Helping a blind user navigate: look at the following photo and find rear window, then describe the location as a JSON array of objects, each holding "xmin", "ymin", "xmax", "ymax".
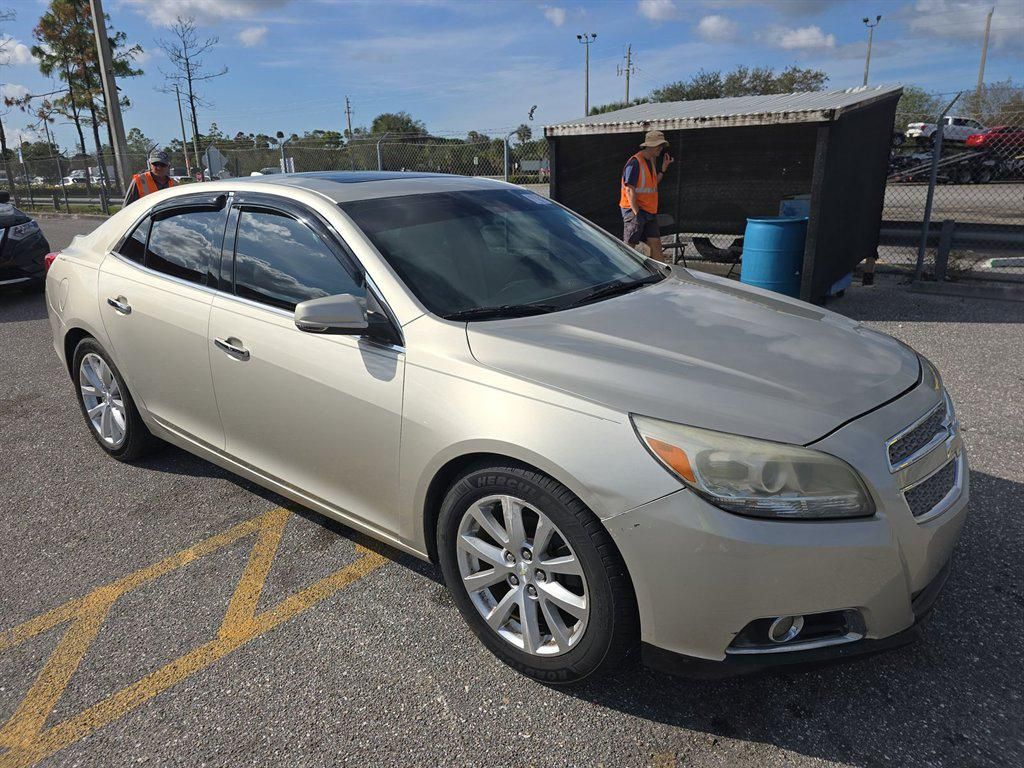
[
  {"xmin": 146, "ymin": 208, "xmax": 225, "ymax": 285},
  {"xmin": 118, "ymin": 219, "xmax": 150, "ymax": 264}
]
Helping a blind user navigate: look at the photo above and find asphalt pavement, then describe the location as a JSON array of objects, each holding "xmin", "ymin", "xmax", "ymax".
[{"xmin": 1, "ymin": 215, "xmax": 1022, "ymax": 768}]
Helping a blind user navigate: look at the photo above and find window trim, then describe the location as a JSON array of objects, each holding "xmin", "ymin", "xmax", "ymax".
[
  {"xmin": 112, "ymin": 193, "xmax": 230, "ymax": 289},
  {"xmin": 228, "ymin": 201, "xmax": 363, "ymax": 313},
  {"xmin": 108, "ymin": 190, "xmax": 403, "ymax": 348},
  {"xmin": 225, "ymin": 193, "xmax": 404, "ymax": 347}
]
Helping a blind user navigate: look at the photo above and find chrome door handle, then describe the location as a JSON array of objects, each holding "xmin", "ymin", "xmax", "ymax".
[
  {"xmin": 106, "ymin": 297, "xmax": 131, "ymax": 315},
  {"xmin": 214, "ymin": 337, "xmax": 250, "ymax": 361}
]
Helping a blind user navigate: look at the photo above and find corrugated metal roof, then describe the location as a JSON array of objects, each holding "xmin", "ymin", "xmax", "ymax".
[{"xmin": 545, "ymin": 85, "xmax": 903, "ymax": 137}]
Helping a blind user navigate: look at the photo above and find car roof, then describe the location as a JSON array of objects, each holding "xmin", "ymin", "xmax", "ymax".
[{"xmin": 236, "ymin": 171, "xmax": 514, "ymax": 203}]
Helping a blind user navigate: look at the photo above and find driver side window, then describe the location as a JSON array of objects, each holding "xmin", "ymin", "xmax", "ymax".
[{"xmin": 232, "ymin": 209, "xmax": 364, "ymax": 312}]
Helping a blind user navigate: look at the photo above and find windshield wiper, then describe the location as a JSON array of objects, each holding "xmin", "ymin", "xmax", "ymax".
[
  {"xmin": 565, "ymin": 273, "xmax": 663, "ymax": 308},
  {"xmin": 444, "ymin": 303, "xmax": 560, "ymax": 321}
]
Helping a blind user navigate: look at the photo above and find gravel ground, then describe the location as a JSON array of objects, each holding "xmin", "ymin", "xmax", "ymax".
[{"xmin": 0, "ymin": 216, "xmax": 1021, "ymax": 768}]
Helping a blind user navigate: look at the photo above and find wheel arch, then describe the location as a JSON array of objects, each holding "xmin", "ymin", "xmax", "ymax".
[
  {"xmin": 419, "ymin": 447, "xmax": 619, "ymax": 567},
  {"xmin": 63, "ymin": 326, "xmax": 94, "ymax": 379}
]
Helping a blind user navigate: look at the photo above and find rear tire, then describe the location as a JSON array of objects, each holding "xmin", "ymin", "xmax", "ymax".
[
  {"xmin": 437, "ymin": 464, "xmax": 638, "ymax": 685},
  {"xmin": 72, "ymin": 338, "xmax": 161, "ymax": 462}
]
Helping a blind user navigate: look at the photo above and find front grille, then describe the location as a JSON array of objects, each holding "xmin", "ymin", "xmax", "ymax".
[
  {"xmin": 904, "ymin": 458, "xmax": 957, "ymax": 518},
  {"xmin": 888, "ymin": 401, "xmax": 947, "ymax": 469}
]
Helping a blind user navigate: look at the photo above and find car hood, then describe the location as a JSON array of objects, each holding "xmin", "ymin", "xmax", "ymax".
[{"xmin": 466, "ymin": 271, "xmax": 919, "ymax": 445}]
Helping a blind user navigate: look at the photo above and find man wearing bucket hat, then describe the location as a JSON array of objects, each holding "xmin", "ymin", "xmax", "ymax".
[
  {"xmin": 620, "ymin": 129, "xmax": 673, "ymax": 261},
  {"xmin": 123, "ymin": 149, "xmax": 176, "ymax": 206}
]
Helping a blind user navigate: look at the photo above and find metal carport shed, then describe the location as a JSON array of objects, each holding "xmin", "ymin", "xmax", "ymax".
[{"xmin": 545, "ymin": 85, "xmax": 903, "ymax": 304}]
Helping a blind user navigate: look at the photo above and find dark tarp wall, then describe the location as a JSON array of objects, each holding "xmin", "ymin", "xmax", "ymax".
[
  {"xmin": 548, "ymin": 89, "xmax": 901, "ymax": 303},
  {"xmin": 800, "ymin": 97, "xmax": 900, "ymax": 300},
  {"xmin": 550, "ymin": 123, "xmax": 818, "ymax": 239}
]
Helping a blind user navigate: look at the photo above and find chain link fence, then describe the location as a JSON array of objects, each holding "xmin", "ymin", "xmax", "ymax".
[
  {"xmin": 4, "ymin": 135, "xmax": 551, "ymax": 215},
  {"xmin": 882, "ymin": 88, "xmax": 1024, "ymax": 284},
  {"xmin": 8, "ymin": 105, "xmax": 1018, "ymax": 289}
]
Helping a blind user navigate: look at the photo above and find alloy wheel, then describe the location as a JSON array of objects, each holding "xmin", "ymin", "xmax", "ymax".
[
  {"xmin": 456, "ymin": 494, "xmax": 589, "ymax": 656},
  {"xmin": 79, "ymin": 353, "xmax": 127, "ymax": 449}
]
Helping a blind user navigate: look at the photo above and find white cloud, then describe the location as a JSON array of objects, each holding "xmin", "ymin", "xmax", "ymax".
[
  {"xmin": 1, "ymin": 83, "xmax": 29, "ymax": 101},
  {"xmin": 121, "ymin": 0, "xmax": 290, "ymax": 27},
  {"xmin": 703, "ymin": 0, "xmax": 842, "ymax": 15},
  {"xmin": 695, "ymin": 14, "xmax": 737, "ymax": 42},
  {"xmin": 638, "ymin": 0, "xmax": 679, "ymax": 22},
  {"xmin": 129, "ymin": 48, "xmax": 153, "ymax": 65},
  {"xmin": 762, "ymin": 25, "xmax": 836, "ymax": 50},
  {"xmin": 908, "ymin": 0, "xmax": 1024, "ymax": 49},
  {"xmin": 12, "ymin": 127, "xmax": 44, "ymax": 145},
  {"xmin": 238, "ymin": 26, "xmax": 268, "ymax": 47},
  {"xmin": 540, "ymin": 5, "xmax": 567, "ymax": 27},
  {"xmin": 0, "ymin": 36, "xmax": 37, "ymax": 66}
]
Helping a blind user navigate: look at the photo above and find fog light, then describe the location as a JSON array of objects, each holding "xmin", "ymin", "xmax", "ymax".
[{"xmin": 768, "ymin": 615, "xmax": 805, "ymax": 643}]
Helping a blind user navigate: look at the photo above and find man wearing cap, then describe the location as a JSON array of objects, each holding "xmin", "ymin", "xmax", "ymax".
[
  {"xmin": 620, "ymin": 129, "xmax": 673, "ymax": 261},
  {"xmin": 123, "ymin": 150, "xmax": 176, "ymax": 206}
]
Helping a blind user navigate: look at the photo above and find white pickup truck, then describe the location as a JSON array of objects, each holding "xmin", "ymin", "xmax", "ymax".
[{"xmin": 905, "ymin": 115, "xmax": 986, "ymax": 146}]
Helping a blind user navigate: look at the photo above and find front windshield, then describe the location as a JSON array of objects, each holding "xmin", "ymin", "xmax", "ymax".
[{"xmin": 340, "ymin": 188, "xmax": 660, "ymax": 319}]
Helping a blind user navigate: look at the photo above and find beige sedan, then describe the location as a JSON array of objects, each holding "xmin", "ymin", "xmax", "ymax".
[{"xmin": 44, "ymin": 173, "xmax": 968, "ymax": 683}]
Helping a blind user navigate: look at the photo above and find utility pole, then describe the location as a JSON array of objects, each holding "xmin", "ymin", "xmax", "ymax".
[
  {"xmin": 976, "ymin": 6, "xmax": 994, "ymax": 97},
  {"xmin": 344, "ymin": 95, "xmax": 355, "ymax": 170},
  {"xmin": 617, "ymin": 45, "xmax": 636, "ymax": 103},
  {"xmin": 576, "ymin": 33, "xmax": 596, "ymax": 116},
  {"xmin": 174, "ymin": 84, "xmax": 192, "ymax": 177},
  {"xmin": 862, "ymin": 15, "xmax": 881, "ymax": 86},
  {"xmin": 89, "ymin": 0, "xmax": 131, "ymax": 192}
]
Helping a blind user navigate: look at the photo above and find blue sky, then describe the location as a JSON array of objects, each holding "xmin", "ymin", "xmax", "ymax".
[{"xmin": 1, "ymin": 0, "xmax": 1022, "ymax": 150}]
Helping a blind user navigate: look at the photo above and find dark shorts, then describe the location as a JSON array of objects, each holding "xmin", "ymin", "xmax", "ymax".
[{"xmin": 622, "ymin": 209, "xmax": 659, "ymax": 245}]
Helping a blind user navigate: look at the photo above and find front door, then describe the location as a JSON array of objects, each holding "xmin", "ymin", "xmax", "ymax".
[
  {"xmin": 208, "ymin": 202, "xmax": 405, "ymax": 533},
  {"xmin": 98, "ymin": 202, "xmax": 228, "ymax": 449}
]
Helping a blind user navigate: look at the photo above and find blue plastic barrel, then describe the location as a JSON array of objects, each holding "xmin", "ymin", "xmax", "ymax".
[{"xmin": 740, "ymin": 216, "xmax": 808, "ymax": 298}]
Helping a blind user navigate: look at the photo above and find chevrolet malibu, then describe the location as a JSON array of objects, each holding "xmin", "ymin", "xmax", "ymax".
[{"xmin": 45, "ymin": 173, "xmax": 968, "ymax": 683}]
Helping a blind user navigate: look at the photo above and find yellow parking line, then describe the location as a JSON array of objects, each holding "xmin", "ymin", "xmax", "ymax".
[
  {"xmin": 219, "ymin": 507, "xmax": 290, "ymax": 639},
  {"xmin": 0, "ymin": 508, "xmax": 388, "ymax": 768}
]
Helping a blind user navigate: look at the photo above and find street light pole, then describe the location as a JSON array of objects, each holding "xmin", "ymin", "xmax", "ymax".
[
  {"xmin": 576, "ymin": 33, "xmax": 596, "ymax": 116},
  {"xmin": 976, "ymin": 6, "xmax": 994, "ymax": 98},
  {"xmin": 862, "ymin": 15, "xmax": 881, "ymax": 86}
]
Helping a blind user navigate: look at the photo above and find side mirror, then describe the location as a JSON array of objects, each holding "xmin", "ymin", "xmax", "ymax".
[
  {"xmin": 0, "ymin": 191, "xmax": 10, "ymax": 204},
  {"xmin": 294, "ymin": 293, "xmax": 368, "ymax": 335}
]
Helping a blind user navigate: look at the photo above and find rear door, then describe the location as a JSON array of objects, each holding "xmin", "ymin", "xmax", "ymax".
[
  {"xmin": 208, "ymin": 195, "xmax": 406, "ymax": 534},
  {"xmin": 98, "ymin": 195, "xmax": 229, "ymax": 449}
]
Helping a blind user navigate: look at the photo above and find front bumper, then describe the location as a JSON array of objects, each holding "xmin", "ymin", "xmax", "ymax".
[
  {"xmin": 607, "ymin": 375, "xmax": 968, "ymax": 676},
  {"xmin": 640, "ymin": 560, "xmax": 952, "ymax": 678}
]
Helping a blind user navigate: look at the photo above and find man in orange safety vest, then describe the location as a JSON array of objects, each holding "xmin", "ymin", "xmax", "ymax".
[
  {"xmin": 123, "ymin": 150, "xmax": 176, "ymax": 206},
  {"xmin": 620, "ymin": 129, "xmax": 673, "ymax": 261}
]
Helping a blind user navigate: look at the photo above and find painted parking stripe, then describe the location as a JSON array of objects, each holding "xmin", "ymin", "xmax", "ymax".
[{"xmin": 0, "ymin": 507, "xmax": 388, "ymax": 768}]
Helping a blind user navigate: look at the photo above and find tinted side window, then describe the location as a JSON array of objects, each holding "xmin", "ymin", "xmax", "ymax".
[
  {"xmin": 233, "ymin": 209, "xmax": 363, "ymax": 312},
  {"xmin": 118, "ymin": 218, "xmax": 150, "ymax": 263},
  {"xmin": 146, "ymin": 209, "xmax": 225, "ymax": 285}
]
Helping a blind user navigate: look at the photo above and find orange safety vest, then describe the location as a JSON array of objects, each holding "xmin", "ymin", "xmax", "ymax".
[
  {"xmin": 132, "ymin": 171, "xmax": 175, "ymax": 198},
  {"xmin": 618, "ymin": 152, "xmax": 658, "ymax": 214}
]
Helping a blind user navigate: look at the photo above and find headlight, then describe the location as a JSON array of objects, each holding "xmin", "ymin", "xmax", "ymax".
[
  {"xmin": 8, "ymin": 220, "xmax": 40, "ymax": 241},
  {"xmin": 631, "ymin": 415, "xmax": 875, "ymax": 520}
]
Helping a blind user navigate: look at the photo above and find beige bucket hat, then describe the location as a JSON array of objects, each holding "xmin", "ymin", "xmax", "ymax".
[{"xmin": 640, "ymin": 129, "xmax": 669, "ymax": 148}]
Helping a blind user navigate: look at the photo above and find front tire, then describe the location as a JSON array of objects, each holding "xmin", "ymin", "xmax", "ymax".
[
  {"xmin": 72, "ymin": 338, "xmax": 161, "ymax": 462},
  {"xmin": 437, "ymin": 464, "xmax": 638, "ymax": 685}
]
